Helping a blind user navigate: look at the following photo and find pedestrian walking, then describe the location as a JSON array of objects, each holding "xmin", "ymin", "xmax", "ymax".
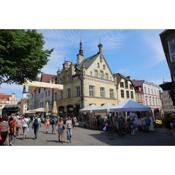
[
  {"xmin": 44, "ymin": 117, "xmax": 50, "ymax": 134},
  {"xmin": 21, "ymin": 116, "xmax": 28, "ymax": 139},
  {"xmin": 32, "ymin": 117, "xmax": 39, "ymax": 139},
  {"xmin": 50, "ymin": 115, "xmax": 56, "ymax": 134},
  {"xmin": 0, "ymin": 116, "xmax": 9, "ymax": 145},
  {"xmin": 66, "ymin": 117, "xmax": 73, "ymax": 143},
  {"xmin": 9, "ymin": 115, "xmax": 17, "ymax": 146},
  {"xmin": 57, "ymin": 117, "xmax": 65, "ymax": 143}
]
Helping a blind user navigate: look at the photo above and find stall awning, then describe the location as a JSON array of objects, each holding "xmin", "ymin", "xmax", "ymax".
[
  {"xmin": 110, "ymin": 99, "xmax": 151, "ymax": 112},
  {"xmin": 24, "ymin": 80, "xmax": 63, "ymax": 90}
]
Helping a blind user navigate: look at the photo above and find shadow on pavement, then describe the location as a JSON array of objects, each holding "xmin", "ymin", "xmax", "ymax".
[
  {"xmin": 89, "ymin": 128, "xmax": 175, "ymax": 146},
  {"xmin": 16, "ymin": 137, "xmax": 35, "ymax": 140}
]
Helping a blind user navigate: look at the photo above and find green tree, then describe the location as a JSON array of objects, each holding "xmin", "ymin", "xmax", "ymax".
[{"xmin": 0, "ymin": 30, "xmax": 53, "ymax": 84}]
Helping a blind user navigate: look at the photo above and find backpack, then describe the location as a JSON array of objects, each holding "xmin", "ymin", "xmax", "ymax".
[
  {"xmin": 33, "ymin": 118, "xmax": 39, "ymax": 127},
  {"xmin": 50, "ymin": 118, "xmax": 55, "ymax": 125}
]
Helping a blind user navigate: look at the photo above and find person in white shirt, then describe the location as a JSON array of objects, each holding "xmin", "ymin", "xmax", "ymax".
[
  {"xmin": 66, "ymin": 117, "xmax": 73, "ymax": 143},
  {"xmin": 21, "ymin": 116, "xmax": 28, "ymax": 139}
]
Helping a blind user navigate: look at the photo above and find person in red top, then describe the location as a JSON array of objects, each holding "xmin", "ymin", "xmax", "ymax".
[{"xmin": 9, "ymin": 115, "xmax": 17, "ymax": 146}]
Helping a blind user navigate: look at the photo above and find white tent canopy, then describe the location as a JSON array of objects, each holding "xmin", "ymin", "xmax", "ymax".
[
  {"xmin": 93, "ymin": 103, "xmax": 115, "ymax": 112},
  {"xmin": 110, "ymin": 99, "xmax": 151, "ymax": 112},
  {"xmin": 80, "ymin": 104, "xmax": 99, "ymax": 113},
  {"xmin": 24, "ymin": 80, "xmax": 63, "ymax": 90}
]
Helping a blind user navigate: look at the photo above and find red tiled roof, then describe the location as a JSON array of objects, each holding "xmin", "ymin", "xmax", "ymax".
[
  {"xmin": 0, "ymin": 93, "xmax": 11, "ymax": 101},
  {"xmin": 41, "ymin": 73, "xmax": 56, "ymax": 83},
  {"xmin": 132, "ymin": 80, "xmax": 144, "ymax": 87}
]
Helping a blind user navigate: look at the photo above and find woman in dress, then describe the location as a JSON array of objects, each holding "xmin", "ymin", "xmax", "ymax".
[{"xmin": 57, "ymin": 117, "xmax": 64, "ymax": 143}]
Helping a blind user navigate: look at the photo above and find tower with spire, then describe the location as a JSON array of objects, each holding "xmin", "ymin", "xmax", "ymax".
[{"xmin": 77, "ymin": 41, "xmax": 84, "ymax": 64}]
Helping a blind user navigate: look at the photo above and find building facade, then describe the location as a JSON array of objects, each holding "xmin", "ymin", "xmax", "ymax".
[
  {"xmin": 132, "ymin": 80, "xmax": 144, "ymax": 104},
  {"xmin": 0, "ymin": 93, "xmax": 18, "ymax": 115},
  {"xmin": 28, "ymin": 73, "xmax": 58, "ymax": 112},
  {"xmin": 143, "ymin": 81, "xmax": 162, "ymax": 111},
  {"xmin": 56, "ymin": 42, "xmax": 118, "ymax": 116},
  {"xmin": 160, "ymin": 30, "xmax": 175, "ymax": 106},
  {"xmin": 160, "ymin": 83, "xmax": 175, "ymax": 113},
  {"xmin": 113, "ymin": 73, "xmax": 136, "ymax": 104},
  {"xmin": 18, "ymin": 86, "xmax": 30, "ymax": 114}
]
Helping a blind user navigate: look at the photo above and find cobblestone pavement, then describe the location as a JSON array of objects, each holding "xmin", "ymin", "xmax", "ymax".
[{"xmin": 12, "ymin": 125, "xmax": 175, "ymax": 146}]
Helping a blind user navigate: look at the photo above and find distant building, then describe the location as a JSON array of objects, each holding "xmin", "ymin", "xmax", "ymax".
[
  {"xmin": 143, "ymin": 81, "xmax": 162, "ymax": 112},
  {"xmin": 18, "ymin": 85, "xmax": 30, "ymax": 114},
  {"xmin": 28, "ymin": 73, "xmax": 58, "ymax": 112},
  {"xmin": 113, "ymin": 73, "xmax": 136, "ymax": 104},
  {"xmin": 132, "ymin": 80, "xmax": 162, "ymax": 113},
  {"xmin": 132, "ymin": 80, "xmax": 144, "ymax": 104},
  {"xmin": 0, "ymin": 93, "xmax": 18, "ymax": 115}
]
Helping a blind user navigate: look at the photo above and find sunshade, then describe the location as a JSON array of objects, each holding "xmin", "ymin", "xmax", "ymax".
[{"xmin": 110, "ymin": 99, "xmax": 151, "ymax": 112}]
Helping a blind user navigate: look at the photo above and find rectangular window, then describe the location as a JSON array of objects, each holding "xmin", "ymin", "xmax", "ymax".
[
  {"xmin": 130, "ymin": 84, "xmax": 133, "ymax": 90},
  {"xmin": 168, "ymin": 37, "xmax": 175, "ymax": 62},
  {"xmin": 105, "ymin": 73, "xmax": 109, "ymax": 80},
  {"xmin": 100, "ymin": 87, "xmax": 105, "ymax": 97},
  {"xmin": 103, "ymin": 65, "xmax": 106, "ymax": 70},
  {"xmin": 90, "ymin": 71, "xmax": 93, "ymax": 76},
  {"xmin": 89, "ymin": 85, "xmax": 95, "ymax": 97},
  {"xmin": 67, "ymin": 88, "xmax": 71, "ymax": 98},
  {"xmin": 48, "ymin": 90, "xmax": 50, "ymax": 96},
  {"xmin": 126, "ymin": 90, "xmax": 130, "ymax": 98},
  {"xmin": 97, "ymin": 63, "xmax": 100, "ymax": 68},
  {"xmin": 45, "ymin": 91, "xmax": 47, "ymax": 97},
  {"xmin": 94, "ymin": 70, "xmax": 98, "ymax": 77},
  {"xmin": 60, "ymin": 91, "xmax": 63, "ymax": 99},
  {"xmin": 120, "ymin": 82, "xmax": 124, "ymax": 88},
  {"xmin": 76, "ymin": 86, "xmax": 81, "ymax": 97},
  {"xmin": 131, "ymin": 91, "xmax": 134, "ymax": 99},
  {"xmin": 100, "ymin": 70, "xmax": 104, "ymax": 79},
  {"xmin": 121, "ymin": 90, "xmax": 124, "ymax": 98},
  {"xmin": 110, "ymin": 89, "xmax": 114, "ymax": 98},
  {"xmin": 125, "ymin": 80, "xmax": 128, "ymax": 89},
  {"xmin": 54, "ymin": 92, "xmax": 57, "ymax": 100}
]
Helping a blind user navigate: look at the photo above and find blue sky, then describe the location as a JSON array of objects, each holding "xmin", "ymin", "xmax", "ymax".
[{"xmin": 0, "ymin": 29, "xmax": 171, "ymax": 100}]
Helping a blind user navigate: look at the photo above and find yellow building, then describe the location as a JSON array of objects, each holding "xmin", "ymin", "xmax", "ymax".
[
  {"xmin": 113, "ymin": 73, "xmax": 136, "ymax": 104},
  {"xmin": 56, "ymin": 42, "xmax": 118, "ymax": 116}
]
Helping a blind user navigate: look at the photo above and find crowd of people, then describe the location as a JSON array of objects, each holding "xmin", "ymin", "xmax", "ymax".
[
  {"xmin": 0, "ymin": 113, "xmax": 78, "ymax": 146},
  {"xmin": 93, "ymin": 112, "xmax": 156, "ymax": 136}
]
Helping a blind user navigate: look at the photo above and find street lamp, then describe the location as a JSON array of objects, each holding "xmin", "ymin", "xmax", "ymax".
[{"xmin": 160, "ymin": 30, "xmax": 175, "ymax": 105}]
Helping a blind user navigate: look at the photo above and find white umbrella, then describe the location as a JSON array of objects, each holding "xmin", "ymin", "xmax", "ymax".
[
  {"xmin": 110, "ymin": 99, "xmax": 151, "ymax": 112},
  {"xmin": 45, "ymin": 102, "xmax": 49, "ymax": 115},
  {"xmin": 52, "ymin": 101, "xmax": 58, "ymax": 115}
]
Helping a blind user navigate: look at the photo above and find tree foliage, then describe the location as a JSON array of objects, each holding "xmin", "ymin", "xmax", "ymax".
[{"xmin": 0, "ymin": 30, "xmax": 53, "ymax": 84}]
